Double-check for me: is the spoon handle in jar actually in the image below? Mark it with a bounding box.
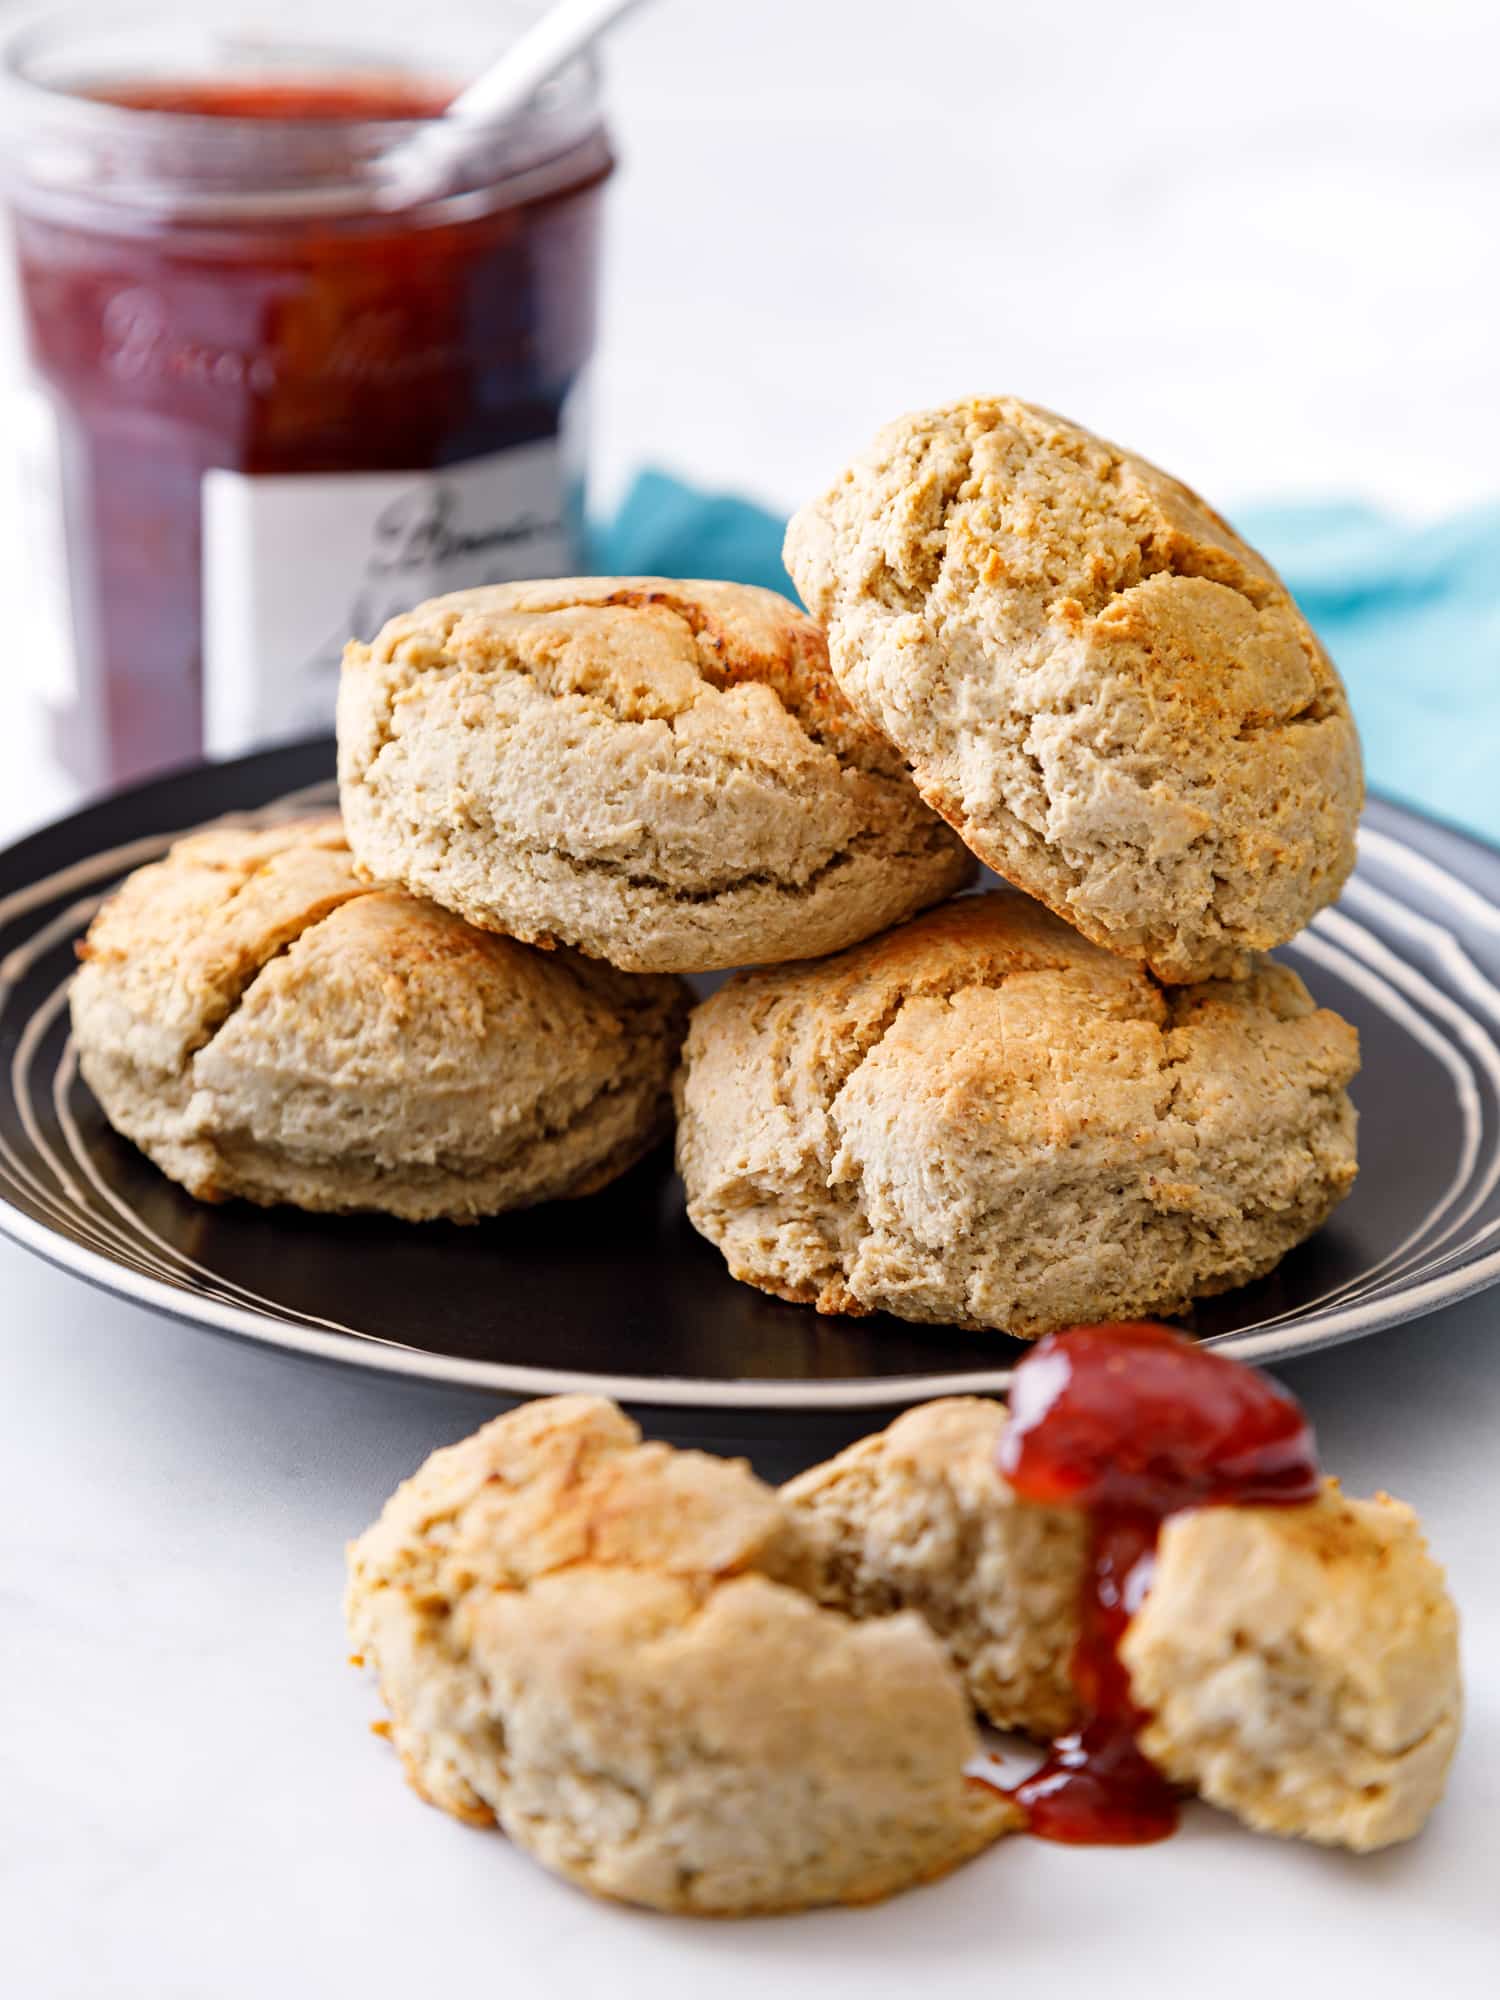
[378,0,649,208]
[448,0,649,127]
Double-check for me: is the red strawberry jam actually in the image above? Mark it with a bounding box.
[5,62,610,786]
[994,1322,1320,1844]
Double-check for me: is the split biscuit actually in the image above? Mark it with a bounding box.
[784,1398,1461,1851]
[783,1398,1085,1737]
[346,1396,1017,1914]
[1124,1484,1462,1852]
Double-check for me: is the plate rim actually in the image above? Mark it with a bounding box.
[7,1185,1500,1408]
[4,746,1500,1409]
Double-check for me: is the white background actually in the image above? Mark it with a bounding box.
[6,0,1500,822]
[592,0,1500,522]
[2,2,1499,1993]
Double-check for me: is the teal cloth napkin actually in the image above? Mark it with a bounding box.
[596,470,1500,844]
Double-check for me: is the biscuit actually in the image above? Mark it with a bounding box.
[782,1398,1086,1736]
[675,892,1359,1338]
[785,398,1364,982]
[345,1396,1016,1914]
[337,577,974,974]
[787,1400,1461,1851]
[71,816,687,1221]
[1125,1486,1462,1852]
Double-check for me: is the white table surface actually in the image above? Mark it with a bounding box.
[3,0,1500,1989]
[3,1244,1498,1998]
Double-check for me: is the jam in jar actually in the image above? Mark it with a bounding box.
[0,8,612,788]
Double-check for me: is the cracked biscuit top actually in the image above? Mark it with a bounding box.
[675,892,1360,1337]
[785,399,1364,982]
[70,816,688,1221]
[336,577,974,974]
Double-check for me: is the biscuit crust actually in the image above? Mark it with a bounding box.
[1126,1486,1463,1852]
[345,1396,1016,1914]
[71,816,688,1220]
[675,891,1360,1338]
[785,398,1364,982]
[337,577,973,974]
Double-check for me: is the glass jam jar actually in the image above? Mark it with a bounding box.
[0,6,612,789]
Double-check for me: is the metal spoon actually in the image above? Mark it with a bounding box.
[378,0,649,207]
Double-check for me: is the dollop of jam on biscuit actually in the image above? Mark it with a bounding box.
[992,1321,1320,1844]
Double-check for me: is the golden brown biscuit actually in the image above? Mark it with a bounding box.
[785,398,1364,982]
[336,577,973,974]
[1125,1485,1462,1852]
[676,892,1359,1337]
[71,816,687,1220]
[345,1396,1017,1913]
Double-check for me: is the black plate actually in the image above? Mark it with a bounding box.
[3,739,1500,1433]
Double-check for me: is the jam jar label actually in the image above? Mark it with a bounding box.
[201,418,584,759]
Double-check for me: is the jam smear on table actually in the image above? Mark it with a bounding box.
[992,1321,1321,1845]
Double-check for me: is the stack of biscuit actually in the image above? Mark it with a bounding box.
[73,396,1365,1339]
